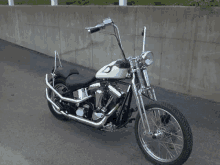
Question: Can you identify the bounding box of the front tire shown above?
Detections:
[135,102,193,165]
[47,77,69,121]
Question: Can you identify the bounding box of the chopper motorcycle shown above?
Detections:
[45,18,193,165]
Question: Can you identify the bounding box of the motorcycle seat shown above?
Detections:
[65,74,96,91]
[54,67,79,78]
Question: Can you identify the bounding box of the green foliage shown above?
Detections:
[0,0,51,5]
[0,0,219,8]
[58,0,119,5]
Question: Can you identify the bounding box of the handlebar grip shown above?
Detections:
[89,27,101,33]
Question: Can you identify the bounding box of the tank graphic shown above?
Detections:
[96,61,128,79]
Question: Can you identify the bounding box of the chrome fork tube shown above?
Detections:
[143,69,150,87]
[138,89,152,134]
[131,73,152,134]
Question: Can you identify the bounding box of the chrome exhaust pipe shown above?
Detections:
[60,104,119,129]
[46,74,119,129]
[45,74,92,104]
[46,83,120,129]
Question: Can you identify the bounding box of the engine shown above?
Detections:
[72,88,94,119]
[90,82,124,121]
[73,82,124,121]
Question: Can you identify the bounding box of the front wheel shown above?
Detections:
[135,102,193,165]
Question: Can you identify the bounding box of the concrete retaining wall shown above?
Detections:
[0,6,220,102]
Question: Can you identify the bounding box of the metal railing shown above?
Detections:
[8,0,127,6]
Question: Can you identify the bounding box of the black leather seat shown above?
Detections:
[54,67,79,78]
[65,74,96,91]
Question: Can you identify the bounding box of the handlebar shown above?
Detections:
[85,18,113,34]
[89,27,101,33]
[84,18,127,62]
[85,24,104,33]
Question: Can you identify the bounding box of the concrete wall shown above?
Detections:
[0,5,220,102]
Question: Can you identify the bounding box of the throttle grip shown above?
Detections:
[89,27,101,33]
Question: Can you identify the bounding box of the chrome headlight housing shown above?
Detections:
[141,51,154,66]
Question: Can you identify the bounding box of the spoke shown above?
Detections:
[160,142,175,159]
[170,137,178,155]
[174,144,183,153]
[160,141,182,147]
[150,117,159,130]
[150,110,162,129]
[168,122,182,134]
[169,121,181,130]
[162,130,183,141]
[158,140,161,158]
[156,110,163,128]
[141,138,154,144]
[157,109,161,116]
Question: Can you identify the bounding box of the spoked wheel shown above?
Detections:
[47,77,69,120]
[135,102,193,165]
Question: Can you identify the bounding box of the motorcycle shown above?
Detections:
[45,18,193,165]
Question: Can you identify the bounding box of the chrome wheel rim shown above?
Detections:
[50,83,68,114]
[138,108,184,162]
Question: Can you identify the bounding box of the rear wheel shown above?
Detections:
[47,77,69,120]
[135,102,193,165]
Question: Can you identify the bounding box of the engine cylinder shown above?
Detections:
[108,85,122,98]
[95,90,104,109]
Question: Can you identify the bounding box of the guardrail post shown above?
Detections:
[119,0,127,6]
[51,0,58,6]
[8,0,14,6]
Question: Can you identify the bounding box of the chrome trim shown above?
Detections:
[46,88,60,110]
[53,51,62,72]
[143,69,150,87]
[113,24,123,51]
[95,90,104,109]
[135,59,146,89]
[78,88,89,100]
[92,112,104,121]
[108,85,122,98]
[76,107,84,117]
[101,96,114,113]
[103,18,112,25]
[88,83,101,90]
[138,89,152,133]
[60,104,120,129]
[152,88,157,101]
[45,74,92,104]
[147,89,154,100]
[142,26,146,53]
[127,85,131,93]
[131,73,152,134]
[52,51,62,87]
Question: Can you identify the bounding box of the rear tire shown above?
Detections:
[135,101,193,165]
[47,77,69,121]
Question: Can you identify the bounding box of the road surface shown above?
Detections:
[0,39,220,165]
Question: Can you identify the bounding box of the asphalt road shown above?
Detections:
[0,39,220,165]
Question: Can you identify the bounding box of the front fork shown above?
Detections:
[131,70,157,135]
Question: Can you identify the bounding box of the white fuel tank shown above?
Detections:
[95,60,129,79]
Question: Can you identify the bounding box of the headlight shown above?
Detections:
[141,51,154,66]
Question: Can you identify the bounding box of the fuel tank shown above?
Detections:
[96,59,130,79]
